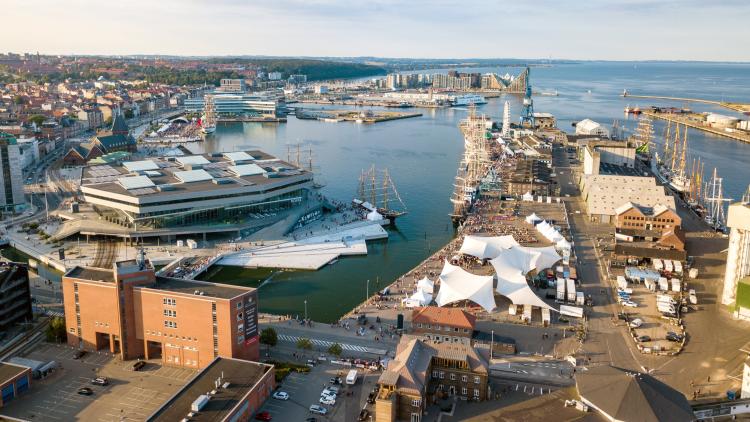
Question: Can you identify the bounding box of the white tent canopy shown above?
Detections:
[522,191,534,201]
[435,261,496,313]
[367,210,384,221]
[409,289,432,306]
[458,235,520,260]
[490,247,556,311]
[525,213,542,224]
[416,277,434,294]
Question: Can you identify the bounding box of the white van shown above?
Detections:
[346,369,358,385]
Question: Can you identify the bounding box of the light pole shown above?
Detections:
[304,300,308,320]
[491,330,494,360]
[366,279,370,302]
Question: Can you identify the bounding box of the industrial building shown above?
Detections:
[580,175,675,224]
[0,262,32,335]
[147,357,274,422]
[79,150,313,229]
[722,202,750,314]
[0,132,26,213]
[376,336,489,422]
[0,362,31,408]
[62,256,260,369]
[582,140,637,175]
[613,202,686,261]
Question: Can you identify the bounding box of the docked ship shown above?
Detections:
[200,94,217,135]
[450,107,492,223]
[652,121,690,193]
[451,94,488,106]
[630,115,653,163]
[702,167,731,232]
[353,165,407,221]
[624,104,642,114]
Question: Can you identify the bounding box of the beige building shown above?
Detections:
[580,175,675,224]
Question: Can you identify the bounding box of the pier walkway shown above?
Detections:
[623,93,750,114]
[642,110,750,144]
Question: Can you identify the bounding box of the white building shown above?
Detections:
[575,119,610,138]
[722,202,750,308]
[267,72,282,81]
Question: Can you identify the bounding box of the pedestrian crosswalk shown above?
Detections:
[277,334,386,355]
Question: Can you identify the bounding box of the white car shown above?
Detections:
[310,405,328,415]
[272,391,289,400]
[622,300,638,308]
[629,318,643,328]
[326,386,340,394]
[320,396,336,406]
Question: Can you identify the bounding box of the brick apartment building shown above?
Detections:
[410,307,476,345]
[63,257,259,369]
[376,336,489,422]
[613,202,687,261]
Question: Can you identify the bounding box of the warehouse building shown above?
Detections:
[0,362,31,408]
[580,175,675,224]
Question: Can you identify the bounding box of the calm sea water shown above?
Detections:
[199,62,750,322]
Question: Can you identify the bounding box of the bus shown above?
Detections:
[346,369,358,385]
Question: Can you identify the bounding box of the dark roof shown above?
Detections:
[147,357,273,422]
[0,362,30,383]
[111,113,129,135]
[95,133,135,150]
[576,365,694,422]
[614,243,687,261]
[65,266,115,283]
[147,276,253,300]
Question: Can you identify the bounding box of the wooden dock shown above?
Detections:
[642,110,750,144]
[623,93,750,114]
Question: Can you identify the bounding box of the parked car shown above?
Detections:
[367,392,376,404]
[255,411,272,421]
[272,391,289,400]
[358,409,370,421]
[73,350,87,360]
[637,335,651,342]
[91,377,109,386]
[310,405,328,415]
[131,360,146,371]
[666,332,684,342]
[326,386,340,394]
[329,377,342,385]
[628,318,643,328]
[306,359,316,368]
[77,387,94,396]
[319,396,336,406]
[317,355,327,362]
[622,300,638,308]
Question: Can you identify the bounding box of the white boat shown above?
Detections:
[201,124,216,134]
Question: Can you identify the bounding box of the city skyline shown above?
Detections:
[5,0,750,62]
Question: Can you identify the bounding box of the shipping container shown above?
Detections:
[566,279,576,302]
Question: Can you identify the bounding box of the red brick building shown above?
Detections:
[63,258,259,369]
[411,307,476,345]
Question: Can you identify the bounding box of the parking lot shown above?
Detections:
[2,342,196,421]
[258,361,380,422]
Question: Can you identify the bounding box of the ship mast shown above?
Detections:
[678,124,688,179]
[671,124,680,172]
[662,120,671,165]
[382,169,389,211]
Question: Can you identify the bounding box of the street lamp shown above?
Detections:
[491,330,494,360]
[304,300,308,320]
[366,279,370,301]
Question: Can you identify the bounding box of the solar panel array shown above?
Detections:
[223,151,255,163]
[118,175,156,190]
[123,160,159,172]
[176,155,210,166]
[229,164,266,177]
[174,169,213,183]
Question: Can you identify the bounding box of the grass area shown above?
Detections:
[264,360,311,382]
[1,247,34,263]
[201,265,277,288]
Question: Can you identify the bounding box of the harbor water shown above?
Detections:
[200,61,750,322]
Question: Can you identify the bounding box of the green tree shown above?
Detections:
[13,95,25,105]
[260,327,278,351]
[46,316,66,343]
[28,115,46,126]
[327,343,343,357]
[296,337,313,352]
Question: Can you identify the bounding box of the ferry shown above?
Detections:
[450,94,487,106]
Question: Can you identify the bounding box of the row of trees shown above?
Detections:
[260,327,343,357]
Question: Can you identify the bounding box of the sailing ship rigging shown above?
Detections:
[353,165,407,220]
[652,120,690,193]
[451,106,492,222]
[200,94,216,135]
[703,167,731,232]
[287,142,326,189]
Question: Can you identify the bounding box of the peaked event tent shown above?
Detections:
[410,289,433,306]
[416,277,435,294]
[435,261,496,313]
[514,245,561,271]
[490,248,556,311]
[458,235,520,260]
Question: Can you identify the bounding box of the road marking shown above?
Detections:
[277,333,386,354]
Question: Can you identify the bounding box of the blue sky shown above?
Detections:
[6,0,749,61]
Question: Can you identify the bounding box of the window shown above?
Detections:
[238,324,244,332]
[463,328,469,333]
[236,302,243,309]
[453,327,459,332]
[474,376,480,384]
[474,389,480,398]
[163,309,177,318]
[427,324,431,329]
[439,371,444,379]
[164,320,177,329]
[461,375,468,383]
[461,387,467,395]
[163,298,176,306]
[418,323,423,328]
[450,373,456,381]
[411,398,421,407]
[237,312,243,321]
[237,335,244,344]
[432,370,439,379]
[69,327,75,333]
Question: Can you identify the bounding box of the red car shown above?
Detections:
[255,411,272,421]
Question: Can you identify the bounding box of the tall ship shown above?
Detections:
[287,142,326,189]
[450,107,492,222]
[702,167,731,232]
[353,165,407,221]
[200,94,217,134]
[629,115,653,161]
[652,121,690,193]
